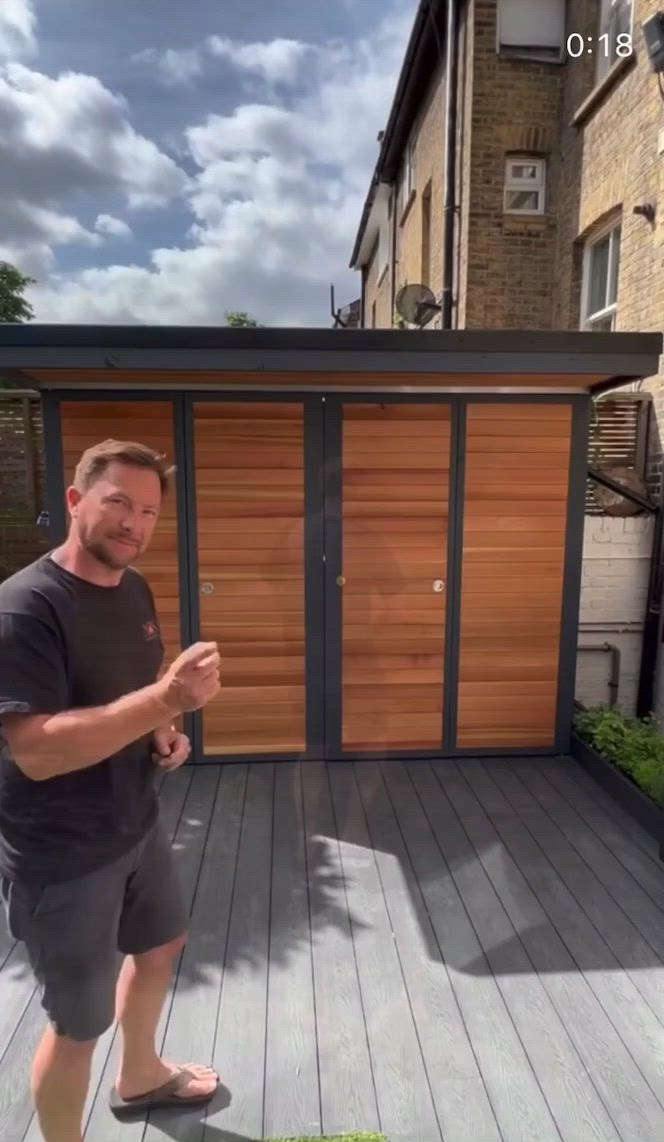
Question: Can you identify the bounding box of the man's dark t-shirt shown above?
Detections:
[0,553,165,884]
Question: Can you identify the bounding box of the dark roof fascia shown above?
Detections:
[0,325,661,391]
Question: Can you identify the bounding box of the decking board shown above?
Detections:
[451,759,664,1140]
[0,757,662,1142]
[356,762,502,1142]
[301,762,380,1138]
[328,762,442,1142]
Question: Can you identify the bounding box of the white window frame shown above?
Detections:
[399,138,416,211]
[405,138,415,198]
[596,0,633,83]
[581,220,621,331]
[378,219,389,277]
[503,156,546,215]
[496,0,566,62]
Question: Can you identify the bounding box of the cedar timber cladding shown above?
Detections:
[27,369,609,391]
[341,403,450,751]
[3,324,661,760]
[193,402,306,756]
[59,401,182,668]
[458,403,571,748]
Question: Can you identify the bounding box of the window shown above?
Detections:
[581,222,621,331]
[378,218,389,277]
[596,0,633,83]
[400,138,416,211]
[503,156,546,215]
[497,0,565,61]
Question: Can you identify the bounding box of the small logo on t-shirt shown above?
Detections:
[143,620,159,641]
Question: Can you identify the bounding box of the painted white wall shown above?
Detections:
[576,515,652,715]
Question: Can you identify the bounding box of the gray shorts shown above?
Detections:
[0,814,188,1042]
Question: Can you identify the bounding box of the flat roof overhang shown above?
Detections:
[0,325,661,395]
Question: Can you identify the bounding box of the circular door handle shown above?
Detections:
[200,581,214,595]
[433,579,445,593]
[336,575,346,587]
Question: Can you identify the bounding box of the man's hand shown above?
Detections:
[157,642,221,716]
[2,645,218,784]
[152,724,191,771]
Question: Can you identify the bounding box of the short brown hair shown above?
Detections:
[73,439,175,495]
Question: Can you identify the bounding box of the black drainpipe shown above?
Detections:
[637,497,664,718]
[441,0,460,329]
[360,265,367,328]
[390,189,398,324]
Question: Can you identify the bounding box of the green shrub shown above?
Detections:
[574,706,664,804]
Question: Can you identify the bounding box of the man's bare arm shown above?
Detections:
[1,641,220,782]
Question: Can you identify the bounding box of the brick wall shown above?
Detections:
[461,0,564,329]
[576,515,652,714]
[555,0,664,330]
[456,0,474,329]
[360,0,664,351]
[393,63,446,312]
[554,0,664,481]
[363,234,392,328]
[388,10,470,331]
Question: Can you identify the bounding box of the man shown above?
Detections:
[0,439,221,1142]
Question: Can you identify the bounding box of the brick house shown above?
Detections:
[351,0,661,357]
[349,0,664,718]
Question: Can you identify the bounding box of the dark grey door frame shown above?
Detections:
[41,388,590,762]
[322,393,459,761]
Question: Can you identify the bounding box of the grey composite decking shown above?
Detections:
[1,756,664,1142]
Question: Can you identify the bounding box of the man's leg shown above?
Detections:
[1,871,123,1142]
[114,934,217,1100]
[31,1027,96,1142]
[112,818,218,1107]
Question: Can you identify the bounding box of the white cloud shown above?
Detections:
[187,103,298,166]
[0,61,189,275]
[131,34,312,90]
[0,202,102,279]
[0,64,188,209]
[0,0,37,61]
[206,36,312,86]
[95,213,133,239]
[27,205,101,246]
[131,46,203,86]
[18,4,416,325]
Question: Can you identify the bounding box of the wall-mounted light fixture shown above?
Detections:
[633,202,657,224]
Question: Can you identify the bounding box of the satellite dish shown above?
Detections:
[593,465,647,516]
[395,283,441,327]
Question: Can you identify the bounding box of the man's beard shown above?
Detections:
[84,537,138,571]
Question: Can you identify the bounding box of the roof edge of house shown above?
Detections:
[349,0,447,269]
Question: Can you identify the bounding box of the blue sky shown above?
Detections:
[0,0,417,325]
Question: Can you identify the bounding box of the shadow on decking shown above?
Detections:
[2,753,664,1002]
[167,753,664,996]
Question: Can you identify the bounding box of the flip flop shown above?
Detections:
[109,1063,220,1119]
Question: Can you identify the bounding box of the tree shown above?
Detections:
[224,310,262,327]
[0,261,35,323]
